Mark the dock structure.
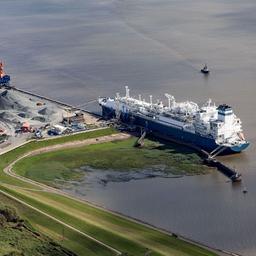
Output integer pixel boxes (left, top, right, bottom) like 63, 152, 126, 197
204, 145, 242, 182
4, 86, 103, 128
204, 158, 241, 182
208, 145, 227, 158
134, 130, 147, 147
12, 87, 99, 116
139, 131, 242, 182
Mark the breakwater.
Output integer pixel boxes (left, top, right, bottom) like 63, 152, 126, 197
12, 87, 100, 117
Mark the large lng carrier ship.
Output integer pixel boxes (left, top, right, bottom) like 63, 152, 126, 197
99, 86, 249, 155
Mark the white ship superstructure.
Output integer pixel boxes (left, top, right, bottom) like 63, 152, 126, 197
99, 86, 249, 154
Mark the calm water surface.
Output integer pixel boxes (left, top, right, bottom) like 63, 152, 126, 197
1, 0, 256, 255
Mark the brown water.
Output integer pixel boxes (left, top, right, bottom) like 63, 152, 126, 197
1, 0, 256, 254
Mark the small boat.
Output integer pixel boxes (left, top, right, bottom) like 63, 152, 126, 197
243, 187, 248, 194
201, 64, 210, 74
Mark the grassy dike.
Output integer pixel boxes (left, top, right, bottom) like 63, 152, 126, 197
0, 201, 77, 256
0, 128, 218, 256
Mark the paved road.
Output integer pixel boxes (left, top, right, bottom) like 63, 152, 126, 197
0, 127, 110, 156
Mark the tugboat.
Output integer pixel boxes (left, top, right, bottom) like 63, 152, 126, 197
243, 187, 248, 194
201, 64, 210, 74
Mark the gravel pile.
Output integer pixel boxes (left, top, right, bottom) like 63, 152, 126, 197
0, 89, 67, 134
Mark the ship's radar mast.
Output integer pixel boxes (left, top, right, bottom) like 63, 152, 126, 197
206, 98, 215, 107
125, 86, 130, 98
149, 95, 153, 106
115, 92, 121, 120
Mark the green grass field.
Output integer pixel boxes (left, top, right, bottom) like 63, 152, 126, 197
14, 138, 211, 187
0, 128, 218, 256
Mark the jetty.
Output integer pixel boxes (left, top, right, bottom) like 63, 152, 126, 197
204, 158, 241, 182
142, 131, 242, 182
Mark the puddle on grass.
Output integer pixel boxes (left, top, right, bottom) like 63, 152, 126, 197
58, 165, 183, 195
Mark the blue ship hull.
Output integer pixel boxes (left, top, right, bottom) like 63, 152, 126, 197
102, 106, 249, 154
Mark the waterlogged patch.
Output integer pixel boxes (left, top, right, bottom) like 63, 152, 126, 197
59, 167, 184, 197
62, 166, 183, 188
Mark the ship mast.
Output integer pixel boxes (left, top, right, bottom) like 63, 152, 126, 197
115, 92, 121, 120
125, 85, 130, 98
